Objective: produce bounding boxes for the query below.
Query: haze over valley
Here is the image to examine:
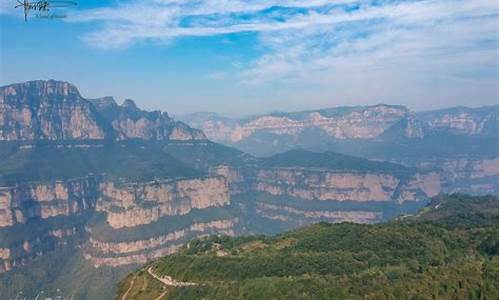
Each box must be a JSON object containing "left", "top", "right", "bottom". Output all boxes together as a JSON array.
[{"left": 0, "top": 80, "right": 497, "bottom": 299}]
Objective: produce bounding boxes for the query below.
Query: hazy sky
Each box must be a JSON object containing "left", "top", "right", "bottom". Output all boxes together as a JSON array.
[{"left": 0, "top": 0, "right": 498, "bottom": 116}]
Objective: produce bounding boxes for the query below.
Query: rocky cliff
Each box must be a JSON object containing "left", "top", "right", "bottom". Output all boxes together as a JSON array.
[
  {"left": 0, "top": 177, "right": 98, "bottom": 227},
  {"left": 181, "top": 105, "right": 498, "bottom": 195},
  {"left": 181, "top": 105, "right": 498, "bottom": 145},
  {"left": 391, "top": 156, "right": 499, "bottom": 195},
  {"left": 85, "top": 218, "right": 238, "bottom": 267},
  {"left": 214, "top": 165, "right": 439, "bottom": 202},
  {"left": 0, "top": 80, "right": 205, "bottom": 141},
  {"left": 417, "top": 106, "right": 498, "bottom": 137},
  {"left": 0, "top": 81, "right": 108, "bottom": 140},
  {"left": 210, "top": 150, "right": 441, "bottom": 231},
  {"left": 97, "top": 176, "right": 229, "bottom": 228},
  {"left": 89, "top": 97, "right": 206, "bottom": 141},
  {"left": 181, "top": 105, "right": 416, "bottom": 143},
  {"left": 0, "top": 175, "right": 232, "bottom": 273},
  {"left": 1, "top": 80, "right": 485, "bottom": 299}
]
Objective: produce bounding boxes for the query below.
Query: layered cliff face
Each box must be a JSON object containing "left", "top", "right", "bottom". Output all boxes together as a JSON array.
[
  {"left": 212, "top": 165, "right": 440, "bottom": 204},
  {"left": 0, "top": 178, "right": 97, "bottom": 273},
  {"left": 90, "top": 97, "right": 206, "bottom": 141},
  {"left": 97, "top": 176, "right": 229, "bottom": 228},
  {"left": 1, "top": 80, "right": 487, "bottom": 299},
  {"left": 0, "top": 81, "right": 107, "bottom": 141},
  {"left": 0, "top": 177, "right": 98, "bottom": 227},
  {"left": 85, "top": 218, "right": 238, "bottom": 267},
  {"left": 0, "top": 80, "right": 205, "bottom": 142},
  {"left": 181, "top": 105, "right": 498, "bottom": 145},
  {"left": 393, "top": 157, "right": 499, "bottom": 195},
  {"left": 252, "top": 168, "right": 439, "bottom": 202},
  {"left": 181, "top": 105, "right": 498, "bottom": 195},
  {"left": 210, "top": 150, "right": 441, "bottom": 232},
  {"left": 181, "top": 105, "right": 415, "bottom": 143},
  {"left": 417, "top": 106, "right": 499, "bottom": 137},
  {"left": 0, "top": 175, "right": 233, "bottom": 273}
]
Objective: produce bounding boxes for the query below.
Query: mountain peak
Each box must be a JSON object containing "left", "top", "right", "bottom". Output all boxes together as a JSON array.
[
  {"left": 1, "top": 80, "right": 81, "bottom": 98},
  {"left": 0, "top": 80, "right": 207, "bottom": 142},
  {"left": 89, "top": 96, "right": 118, "bottom": 109},
  {"left": 122, "top": 99, "right": 138, "bottom": 109}
]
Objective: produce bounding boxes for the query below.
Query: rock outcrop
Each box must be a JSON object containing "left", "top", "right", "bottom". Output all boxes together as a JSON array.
[
  {"left": 393, "top": 157, "right": 499, "bottom": 195},
  {"left": 417, "top": 106, "right": 499, "bottom": 136},
  {"left": 212, "top": 166, "right": 440, "bottom": 202},
  {"left": 181, "top": 105, "right": 414, "bottom": 143},
  {"left": 97, "top": 176, "right": 229, "bottom": 228},
  {"left": 181, "top": 105, "right": 498, "bottom": 144},
  {"left": 0, "top": 81, "right": 107, "bottom": 140},
  {"left": 181, "top": 105, "right": 498, "bottom": 195},
  {"left": 0, "top": 177, "right": 98, "bottom": 227},
  {"left": 85, "top": 218, "right": 238, "bottom": 267},
  {"left": 256, "top": 203, "right": 383, "bottom": 224},
  {"left": 89, "top": 97, "right": 206, "bottom": 141},
  {"left": 0, "top": 175, "right": 232, "bottom": 272},
  {"left": 0, "top": 80, "right": 206, "bottom": 141}
]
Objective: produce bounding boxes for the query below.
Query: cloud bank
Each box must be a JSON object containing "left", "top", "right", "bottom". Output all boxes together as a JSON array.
[{"left": 3, "top": 0, "right": 498, "bottom": 106}]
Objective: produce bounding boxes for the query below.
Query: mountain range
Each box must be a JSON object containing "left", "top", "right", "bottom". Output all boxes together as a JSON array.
[
  {"left": 180, "top": 104, "right": 499, "bottom": 195},
  {"left": 0, "top": 80, "right": 497, "bottom": 299}
]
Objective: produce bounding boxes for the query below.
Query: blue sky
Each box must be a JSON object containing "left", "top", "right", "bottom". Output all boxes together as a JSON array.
[{"left": 0, "top": 0, "right": 498, "bottom": 116}]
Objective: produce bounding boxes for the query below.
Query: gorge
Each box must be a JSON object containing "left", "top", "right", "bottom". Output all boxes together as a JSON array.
[{"left": 0, "top": 80, "right": 497, "bottom": 299}]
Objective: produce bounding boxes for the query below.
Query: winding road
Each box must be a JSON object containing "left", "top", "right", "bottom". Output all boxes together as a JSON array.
[{"left": 147, "top": 267, "right": 198, "bottom": 287}]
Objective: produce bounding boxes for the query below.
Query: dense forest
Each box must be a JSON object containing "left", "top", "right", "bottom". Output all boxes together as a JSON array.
[{"left": 116, "top": 194, "right": 498, "bottom": 299}]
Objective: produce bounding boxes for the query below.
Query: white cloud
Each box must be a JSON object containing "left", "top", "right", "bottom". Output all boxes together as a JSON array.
[
  {"left": 5, "top": 0, "right": 494, "bottom": 105},
  {"left": 239, "top": 0, "right": 498, "bottom": 91}
]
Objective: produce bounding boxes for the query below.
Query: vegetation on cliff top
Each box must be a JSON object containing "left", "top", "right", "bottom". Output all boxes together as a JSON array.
[
  {"left": 116, "top": 194, "right": 498, "bottom": 300},
  {"left": 261, "top": 149, "right": 422, "bottom": 176},
  {"left": 0, "top": 140, "right": 203, "bottom": 185}
]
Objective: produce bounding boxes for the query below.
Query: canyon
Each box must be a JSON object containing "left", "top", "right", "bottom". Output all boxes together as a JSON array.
[
  {"left": 180, "top": 105, "right": 499, "bottom": 194},
  {"left": 0, "top": 80, "right": 497, "bottom": 299}
]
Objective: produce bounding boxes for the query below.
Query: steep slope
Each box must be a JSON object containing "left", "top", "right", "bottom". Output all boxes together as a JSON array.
[
  {"left": 0, "top": 80, "right": 206, "bottom": 142},
  {"left": 89, "top": 97, "right": 206, "bottom": 141},
  {"left": 417, "top": 106, "right": 499, "bottom": 137},
  {"left": 210, "top": 149, "right": 440, "bottom": 232},
  {"left": 0, "top": 80, "right": 111, "bottom": 140},
  {"left": 0, "top": 80, "right": 474, "bottom": 299},
  {"left": 180, "top": 104, "right": 416, "bottom": 145},
  {"left": 116, "top": 194, "right": 499, "bottom": 300},
  {"left": 0, "top": 145, "right": 441, "bottom": 298},
  {"left": 0, "top": 81, "right": 236, "bottom": 299}
]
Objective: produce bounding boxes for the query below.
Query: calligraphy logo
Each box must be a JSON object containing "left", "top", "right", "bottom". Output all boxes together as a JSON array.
[{"left": 14, "top": 0, "right": 77, "bottom": 21}]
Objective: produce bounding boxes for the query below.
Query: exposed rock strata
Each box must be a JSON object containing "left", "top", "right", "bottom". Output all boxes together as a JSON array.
[
  {"left": 256, "top": 203, "right": 383, "bottom": 224},
  {"left": 0, "top": 80, "right": 205, "bottom": 141},
  {"left": 0, "top": 225, "right": 82, "bottom": 273},
  {"left": 85, "top": 218, "right": 237, "bottom": 267},
  {"left": 395, "top": 157, "right": 499, "bottom": 195},
  {"left": 0, "top": 81, "right": 106, "bottom": 140},
  {"left": 97, "top": 176, "right": 230, "bottom": 228},
  {"left": 0, "top": 177, "right": 98, "bottom": 227},
  {"left": 212, "top": 166, "right": 441, "bottom": 202},
  {"left": 184, "top": 105, "right": 413, "bottom": 143}
]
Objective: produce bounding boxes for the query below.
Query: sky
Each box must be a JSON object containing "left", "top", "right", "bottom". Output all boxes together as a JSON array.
[{"left": 0, "top": 0, "right": 498, "bottom": 117}]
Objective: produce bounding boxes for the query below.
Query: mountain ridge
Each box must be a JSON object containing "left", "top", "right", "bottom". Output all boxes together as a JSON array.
[{"left": 0, "top": 80, "right": 206, "bottom": 142}]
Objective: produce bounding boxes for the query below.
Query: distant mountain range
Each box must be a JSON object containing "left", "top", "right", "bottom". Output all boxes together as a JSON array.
[
  {"left": 0, "top": 80, "right": 497, "bottom": 299},
  {"left": 180, "top": 105, "right": 499, "bottom": 195},
  {"left": 179, "top": 104, "right": 499, "bottom": 146}
]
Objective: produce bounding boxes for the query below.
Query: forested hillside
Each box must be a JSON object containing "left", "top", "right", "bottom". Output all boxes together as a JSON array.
[{"left": 116, "top": 194, "right": 499, "bottom": 299}]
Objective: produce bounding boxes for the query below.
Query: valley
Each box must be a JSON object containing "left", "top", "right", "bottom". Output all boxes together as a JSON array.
[
  {"left": 0, "top": 80, "right": 497, "bottom": 299},
  {"left": 115, "top": 194, "right": 498, "bottom": 300}
]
